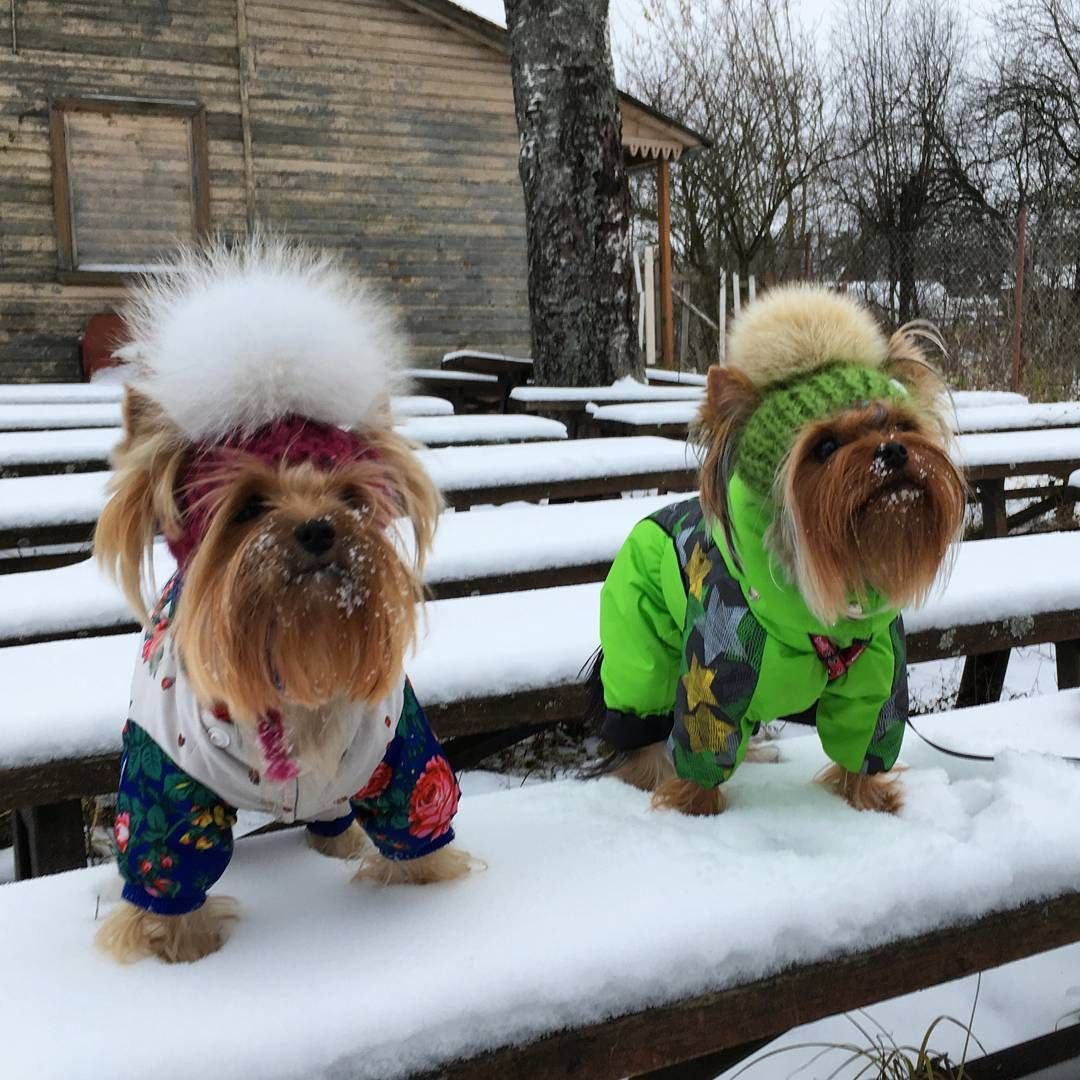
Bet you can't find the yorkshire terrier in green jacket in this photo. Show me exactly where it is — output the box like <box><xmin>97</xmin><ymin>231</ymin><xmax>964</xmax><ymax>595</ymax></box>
<box><xmin>595</xmin><ymin>285</ymin><xmax>965</xmax><ymax>817</ymax></box>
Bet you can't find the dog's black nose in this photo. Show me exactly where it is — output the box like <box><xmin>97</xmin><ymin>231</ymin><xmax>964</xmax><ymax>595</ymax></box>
<box><xmin>875</xmin><ymin>441</ymin><xmax>908</xmax><ymax>470</ymax></box>
<box><xmin>294</xmin><ymin>518</ymin><xmax>336</xmax><ymax>557</ymax></box>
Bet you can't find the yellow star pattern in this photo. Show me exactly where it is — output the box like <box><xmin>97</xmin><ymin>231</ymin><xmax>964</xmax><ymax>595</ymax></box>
<box><xmin>685</xmin><ymin>543</ymin><xmax>711</xmax><ymax>599</ymax></box>
<box><xmin>683</xmin><ymin>705</ymin><xmax>737</xmax><ymax>754</ymax></box>
<box><xmin>682</xmin><ymin>654</ymin><xmax>718</xmax><ymax>712</ymax></box>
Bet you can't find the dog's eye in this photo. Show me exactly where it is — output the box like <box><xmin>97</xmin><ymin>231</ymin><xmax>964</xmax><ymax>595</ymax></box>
<box><xmin>341</xmin><ymin>486</ymin><xmax>366</xmax><ymax>510</ymax></box>
<box><xmin>233</xmin><ymin>495</ymin><xmax>267</xmax><ymax>524</ymax></box>
<box><xmin>814</xmin><ymin>437</ymin><xmax>840</xmax><ymax>463</ymax></box>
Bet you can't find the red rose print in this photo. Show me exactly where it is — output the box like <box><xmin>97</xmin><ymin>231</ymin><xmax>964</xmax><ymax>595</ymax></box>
<box><xmin>355</xmin><ymin>761</ymin><xmax>392</xmax><ymax>801</ymax></box>
<box><xmin>407</xmin><ymin>756</ymin><xmax>458</xmax><ymax>840</ymax></box>
<box><xmin>113</xmin><ymin>812</ymin><xmax>130</xmax><ymax>854</ymax></box>
<box><xmin>160</xmin><ymin>856</ymin><xmax>173</xmax><ymax>870</ymax></box>
<box><xmin>139</xmin><ymin>859</ymin><xmax>152</xmax><ymax>876</ymax></box>
<box><xmin>152</xmin><ymin>877</ymin><xmax>172</xmax><ymax>894</ymax></box>
<box><xmin>161</xmin><ymin>676</ymin><xmax>175</xmax><ymax>691</ymax></box>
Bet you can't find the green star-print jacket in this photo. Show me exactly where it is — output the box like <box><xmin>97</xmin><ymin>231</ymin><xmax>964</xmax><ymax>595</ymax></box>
<box><xmin>598</xmin><ymin>474</ymin><xmax>908</xmax><ymax>788</ymax></box>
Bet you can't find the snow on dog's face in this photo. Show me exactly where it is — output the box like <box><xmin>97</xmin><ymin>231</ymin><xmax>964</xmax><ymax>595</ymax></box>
<box><xmin>774</xmin><ymin>397</ymin><xmax>965</xmax><ymax>623</ymax></box>
<box><xmin>96</xmin><ymin>392</ymin><xmax>439</xmax><ymax>725</ymax></box>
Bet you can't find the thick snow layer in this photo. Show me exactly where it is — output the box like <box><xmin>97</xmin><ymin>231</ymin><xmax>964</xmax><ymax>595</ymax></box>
<box><xmin>4</xmin><ymin>531</ymin><xmax>1080</xmax><ymax>768</ymax></box>
<box><xmin>389</xmin><ymin>395</ymin><xmax>454</xmax><ymax>417</ymax></box>
<box><xmin>588</xmin><ymin>400</ymin><xmax>700</xmax><ymax>426</ymax></box>
<box><xmin>404</xmin><ymin>367</ymin><xmax>498</xmax><ymax>385</ymax></box>
<box><xmin>0</xmin><ymin>471</ymin><xmax>111</xmax><ymax>528</ymax></box>
<box><xmin>420</xmin><ymin>436</ymin><xmax>696</xmax><ymax>492</ymax></box>
<box><xmin>951</xmin><ymin>390</ymin><xmax>1028</xmax><ymax>409</ymax></box>
<box><xmin>0</xmin><ymin>383</ymin><xmax>124</xmax><ymax>405</ymax></box>
<box><xmin>396</xmin><ymin>414</ymin><xmax>566</xmax><ymax>446</ymax></box>
<box><xmin>954</xmin><ymin>427</ymin><xmax>1080</xmax><ymax>469</ymax></box>
<box><xmin>442</xmin><ymin>349</ymin><xmax>532</xmax><ymax>365</ymax></box>
<box><xmin>0</xmin><ymin>402</ymin><xmax>123</xmax><ymax>430</ymax></box>
<box><xmin>2</xmin><ymin>699</ymin><xmax>1080</xmax><ymax>1080</ymax></box>
<box><xmin>511</xmin><ymin>379</ymin><xmax>704</xmax><ymax>404</ymax></box>
<box><xmin>645</xmin><ymin>367</ymin><xmax>707</xmax><ymax>386</ymax></box>
<box><xmin>0</xmin><ymin>428</ymin><xmax>119</xmax><ymax>466</ymax></box>
<box><xmin>955</xmin><ymin>401</ymin><xmax>1080</xmax><ymax>432</ymax></box>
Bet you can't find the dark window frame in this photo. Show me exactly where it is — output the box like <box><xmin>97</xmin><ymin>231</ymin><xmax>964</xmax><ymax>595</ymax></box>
<box><xmin>49</xmin><ymin>96</ymin><xmax>211</xmax><ymax>286</ymax></box>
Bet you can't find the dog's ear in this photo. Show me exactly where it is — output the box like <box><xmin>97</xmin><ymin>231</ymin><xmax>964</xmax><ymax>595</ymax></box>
<box><xmin>697</xmin><ymin>365</ymin><xmax>760</xmax><ymax>524</ymax></box>
<box><xmin>885</xmin><ymin>325</ymin><xmax>952</xmax><ymax>437</ymax></box>
<box><xmin>95</xmin><ymin>388</ymin><xmax>188</xmax><ymax>622</ymax></box>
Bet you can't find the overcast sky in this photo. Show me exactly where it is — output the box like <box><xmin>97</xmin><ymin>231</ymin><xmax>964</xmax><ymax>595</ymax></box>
<box><xmin>455</xmin><ymin>0</ymin><xmax>996</xmax><ymax>81</ymax></box>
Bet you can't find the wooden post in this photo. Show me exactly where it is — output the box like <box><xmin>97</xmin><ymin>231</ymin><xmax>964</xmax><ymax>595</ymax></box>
<box><xmin>732</xmin><ymin>273</ymin><xmax>741</xmax><ymax>316</ymax></box>
<box><xmin>718</xmin><ymin>271</ymin><xmax>727</xmax><ymax>364</ymax></box>
<box><xmin>678</xmin><ymin>282</ymin><xmax>691</xmax><ymax>369</ymax></box>
<box><xmin>13</xmin><ymin>801</ymin><xmax>87</xmax><ymax>879</ymax></box>
<box><xmin>1011</xmin><ymin>205</ymin><xmax>1027</xmax><ymax>392</ymax></box>
<box><xmin>633</xmin><ymin>249</ymin><xmax>644</xmax><ymax>351</ymax></box>
<box><xmin>657</xmin><ymin>157</ymin><xmax>675</xmax><ymax>369</ymax></box>
<box><xmin>643</xmin><ymin>245</ymin><xmax>657</xmax><ymax>370</ymax></box>
<box><xmin>748</xmin><ymin>274</ymin><xmax>756</xmax><ymax>303</ymax></box>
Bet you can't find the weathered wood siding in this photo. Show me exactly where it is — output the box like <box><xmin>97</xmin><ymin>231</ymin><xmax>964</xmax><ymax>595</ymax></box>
<box><xmin>0</xmin><ymin>0</ymin><xmax>530</xmax><ymax>381</ymax></box>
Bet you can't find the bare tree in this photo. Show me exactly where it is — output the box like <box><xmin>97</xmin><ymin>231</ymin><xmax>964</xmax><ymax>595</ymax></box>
<box><xmin>504</xmin><ymin>0</ymin><xmax>637</xmax><ymax>386</ymax></box>
<box><xmin>830</xmin><ymin>0</ymin><xmax>968</xmax><ymax>321</ymax></box>
<box><xmin>625</xmin><ymin>0</ymin><xmax>831</xmax><ymax>285</ymax></box>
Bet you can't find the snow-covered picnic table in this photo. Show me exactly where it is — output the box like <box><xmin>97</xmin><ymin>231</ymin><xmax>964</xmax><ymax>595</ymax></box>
<box><xmin>2</xmin><ymin>694</ymin><xmax>1079</xmax><ymax>1080</ymax></box>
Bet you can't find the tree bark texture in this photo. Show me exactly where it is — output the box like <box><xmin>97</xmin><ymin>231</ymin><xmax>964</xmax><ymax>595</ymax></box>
<box><xmin>504</xmin><ymin>0</ymin><xmax>637</xmax><ymax>385</ymax></box>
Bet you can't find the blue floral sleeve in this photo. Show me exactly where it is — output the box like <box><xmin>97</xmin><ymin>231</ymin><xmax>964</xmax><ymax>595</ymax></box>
<box><xmin>350</xmin><ymin>680</ymin><xmax>460</xmax><ymax>861</ymax></box>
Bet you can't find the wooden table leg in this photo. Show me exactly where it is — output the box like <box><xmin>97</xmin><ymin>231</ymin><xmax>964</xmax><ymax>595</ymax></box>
<box><xmin>1056</xmin><ymin>639</ymin><xmax>1080</xmax><ymax>690</ymax></box>
<box><xmin>12</xmin><ymin>801</ymin><xmax>87</xmax><ymax>879</ymax></box>
<box><xmin>978</xmin><ymin>478</ymin><xmax>1008</xmax><ymax>538</ymax></box>
<box><xmin>956</xmin><ymin>649</ymin><xmax>1011</xmax><ymax>708</ymax></box>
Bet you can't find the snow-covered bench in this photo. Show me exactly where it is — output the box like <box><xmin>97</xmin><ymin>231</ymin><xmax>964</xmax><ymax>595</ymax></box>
<box><xmin>0</xmin><ymin>394</ymin><xmax>456</xmax><ymax>433</ymax></box>
<box><xmin>0</xmin><ymin>415</ymin><xmax>571</xmax><ymax>479</ymax></box>
<box><xmin>587</xmin><ymin>398</ymin><xmax>1080</xmax><ymax>440</ymax></box>
<box><xmin>0</xmin><ymin>438</ymin><xmax>698</xmax><ymax>569</ymax></box>
<box><xmin>4</xmin><ymin>530</ymin><xmax>1080</xmax><ymax>879</ymax></box>
<box><xmin>2</xmin><ymin>694</ymin><xmax>1080</xmax><ymax>1078</ymax></box>
<box><xmin>0</xmin><ymin>492</ymin><xmax>689</xmax><ymax>646</ymax></box>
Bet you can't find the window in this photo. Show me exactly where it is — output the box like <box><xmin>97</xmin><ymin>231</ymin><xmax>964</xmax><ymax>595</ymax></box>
<box><xmin>50</xmin><ymin>97</ymin><xmax>210</xmax><ymax>281</ymax></box>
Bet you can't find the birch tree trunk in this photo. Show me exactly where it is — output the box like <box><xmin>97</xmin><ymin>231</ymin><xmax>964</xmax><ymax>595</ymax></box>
<box><xmin>504</xmin><ymin>0</ymin><xmax>637</xmax><ymax>386</ymax></box>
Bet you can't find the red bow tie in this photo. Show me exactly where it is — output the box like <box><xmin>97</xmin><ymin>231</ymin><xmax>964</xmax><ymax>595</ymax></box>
<box><xmin>809</xmin><ymin>634</ymin><xmax>868</xmax><ymax>681</ymax></box>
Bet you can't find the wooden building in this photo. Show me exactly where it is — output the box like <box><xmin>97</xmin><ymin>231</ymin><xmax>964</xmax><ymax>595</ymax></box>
<box><xmin>0</xmin><ymin>0</ymin><xmax>705</xmax><ymax>381</ymax></box>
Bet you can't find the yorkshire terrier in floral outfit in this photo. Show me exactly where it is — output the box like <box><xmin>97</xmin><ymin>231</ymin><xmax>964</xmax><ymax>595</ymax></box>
<box><xmin>94</xmin><ymin>237</ymin><xmax>471</xmax><ymax>964</ymax></box>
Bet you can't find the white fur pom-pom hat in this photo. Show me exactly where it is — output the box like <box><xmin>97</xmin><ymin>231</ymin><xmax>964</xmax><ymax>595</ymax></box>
<box><xmin>121</xmin><ymin>234</ymin><xmax>410</xmax><ymax>442</ymax></box>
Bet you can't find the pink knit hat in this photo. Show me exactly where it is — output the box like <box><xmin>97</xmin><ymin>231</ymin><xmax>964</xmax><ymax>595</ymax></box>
<box><xmin>168</xmin><ymin>415</ymin><xmax>379</xmax><ymax>568</ymax></box>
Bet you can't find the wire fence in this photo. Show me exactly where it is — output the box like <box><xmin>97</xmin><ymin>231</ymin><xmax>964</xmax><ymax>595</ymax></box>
<box><xmin>662</xmin><ymin>209</ymin><xmax>1080</xmax><ymax>401</ymax></box>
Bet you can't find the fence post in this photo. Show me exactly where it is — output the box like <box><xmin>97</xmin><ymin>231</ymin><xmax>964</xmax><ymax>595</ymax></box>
<box><xmin>718</xmin><ymin>271</ymin><xmax>727</xmax><ymax>364</ymax></box>
<box><xmin>733</xmin><ymin>272</ymin><xmax>741</xmax><ymax>317</ymax></box>
<box><xmin>749</xmin><ymin>274</ymin><xmax>756</xmax><ymax>303</ymax></box>
<box><xmin>1010</xmin><ymin>205</ymin><xmax>1027</xmax><ymax>393</ymax></box>
<box><xmin>643</xmin><ymin>245</ymin><xmax>657</xmax><ymax>371</ymax></box>
<box><xmin>633</xmin><ymin>248</ymin><xmax>644</xmax><ymax>350</ymax></box>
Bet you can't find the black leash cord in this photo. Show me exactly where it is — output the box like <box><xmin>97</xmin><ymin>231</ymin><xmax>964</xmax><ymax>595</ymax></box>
<box><xmin>905</xmin><ymin>716</ymin><xmax>1080</xmax><ymax>765</ymax></box>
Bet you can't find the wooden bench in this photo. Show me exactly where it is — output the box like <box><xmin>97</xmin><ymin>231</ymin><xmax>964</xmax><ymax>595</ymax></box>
<box><xmin>441</xmin><ymin>350</ymin><xmax>534</xmax><ymax>412</ymax></box>
<box><xmin>2</xmin><ymin>690</ymin><xmax>1080</xmax><ymax>1076</ymax></box>
<box><xmin>0</xmin><ymin>415</ymin><xmax>571</xmax><ymax>479</ymax></box>
<box><xmin>4</xmin><ymin>528</ymin><xmax>1080</xmax><ymax>878</ymax></box>
<box><xmin>0</xmin><ymin>437</ymin><xmax>698</xmax><ymax>570</ymax></box>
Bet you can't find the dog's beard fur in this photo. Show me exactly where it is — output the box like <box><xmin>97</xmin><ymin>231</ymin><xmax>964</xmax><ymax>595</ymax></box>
<box><xmin>770</xmin><ymin>401</ymin><xmax>966</xmax><ymax>624</ymax></box>
<box><xmin>175</xmin><ymin>457</ymin><xmax>422</xmax><ymax>726</ymax></box>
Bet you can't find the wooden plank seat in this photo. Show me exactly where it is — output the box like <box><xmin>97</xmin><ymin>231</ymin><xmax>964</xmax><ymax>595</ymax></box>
<box><xmin>0</xmin><ymin>492</ymin><xmax>691</xmax><ymax>647</ymax></box>
<box><xmin>2</xmin><ymin>693</ymin><xmax>1080</xmax><ymax>1077</ymax></box>
<box><xmin>0</xmin><ymin>438</ymin><xmax>698</xmax><ymax>569</ymax></box>
<box><xmin>0</xmin><ymin>383</ymin><xmax>125</xmax><ymax>405</ymax></box>
<box><xmin>588</xmin><ymin>399</ymin><xmax>1080</xmax><ymax>439</ymax></box>
<box><xmin>0</xmin><ymin>415</ymin><xmax>571</xmax><ymax>479</ymax></box>
<box><xmin>5</xmin><ymin>527</ymin><xmax>1080</xmax><ymax>827</ymax></box>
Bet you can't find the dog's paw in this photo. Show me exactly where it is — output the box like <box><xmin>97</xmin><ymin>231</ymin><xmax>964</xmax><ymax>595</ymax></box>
<box><xmin>817</xmin><ymin>762</ymin><xmax>905</xmax><ymax>815</ymax></box>
<box><xmin>743</xmin><ymin>741</ymin><xmax>782</xmax><ymax>764</ymax></box>
<box><xmin>307</xmin><ymin>821</ymin><xmax>372</xmax><ymax>860</ymax></box>
<box><xmin>651</xmin><ymin>777</ymin><xmax>726</xmax><ymax>816</ymax></box>
<box><xmin>96</xmin><ymin>896</ymin><xmax>238</xmax><ymax>964</ymax></box>
<box><xmin>610</xmin><ymin>742</ymin><xmax>675</xmax><ymax>792</ymax></box>
<box><xmin>352</xmin><ymin>844</ymin><xmax>478</xmax><ymax>886</ymax></box>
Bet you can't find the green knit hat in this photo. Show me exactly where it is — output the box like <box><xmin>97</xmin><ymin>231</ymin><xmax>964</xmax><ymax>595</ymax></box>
<box><xmin>735</xmin><ymin>363</ymin><xmax>906</xmax><ymax>499</ymax></box>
